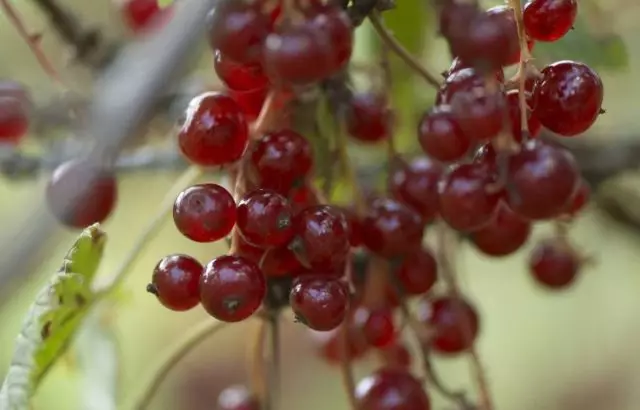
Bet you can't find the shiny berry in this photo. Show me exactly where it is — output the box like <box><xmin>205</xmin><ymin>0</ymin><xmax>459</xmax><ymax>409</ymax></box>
<box><xmin>395</xmin><ymin>247</ymin><xmax>438</xmax><ymax>296</ymax></box>
<box><xmin>178</xmin><ymin>92</ymin><xmax>249</xmax><ymax>166</ymax></box>
<box><xmin>438</xmin><ymin>163</ymin><xmax>502</xmax><ymax>232</ymax></box>
<box><xmin>147</xmin><ymin>254</ymin><xmax>203</xmax><ymax>311</ymax></box>
<box><xmin>207</xmin><ymin>0</ymin><xmax>272</xmax><ymax>63</ymax></box>
<box><xmin>355</xmin><ymin>307</ymin><xmax>396</xmax><ymax>348</ymax></box>
<box><xmin>445</xmin><ymin>57</ymin><xmax>505</xmax><ymax>83</ymax></box>
<box><xmin>524</xmin><ymin>0</ymin><xmax>577</xmax><ymax>42</ymax></box>
<box><xmin>361</xmin><ymin>198</ymin><xmax>425</xmax><ymax>258</ymax></box>
<box><xmin>471</xmin><ymin>204</ymin><xmax>531</xmax><ymax>257</ymax></box>
<box><xmin>340</xmin><ymin>207</ymin><xmax>364</xmax><ymax>247</ymax></box>
<box><xmin>436</xmin><ymin>67</ymin><xmax>485</xmax><ymax>105</ymax></box>
<box><xmin>532</xmin><ymin>61</ymin><xmax>604</xmax><ymax>137</ymax></box>
<box><xmin>305</xmin><ymin>4</ymin><xmax>353</xmax><ymax>72</ymax></box>
<box><xmin>46</xmin><ymin>160</ymin><xmax>118</xmax><ymax>229</ymax></box>
<box><xmin>291</xmin><ymin>205</ymin><xmax>350</xmax><ymax>270</ymax></box>
<box><xmin>173</xmin><ymin>184</ymin><xmax>236</xmax><ymax>242</ymax></box>
<box><xmin>213</xmin><ymin>50</ymin><xmax>269</xmax><ymax>91</ymax></box>
<box><xmin>355</xmin><ymin>368</ymin><xmax>431</xmax><ymax>410</ymax></box>
<box><xmin>506</xmin><ymin>90</ymin><xmax>541</xmax><ymax>141</ymax></box>
<box><xmin>249</xmin><ymin>129</ymin><xmax>313</xmax><ymax>195</ymax></box>
<box><xmin>562</xmin><ymin>179</ymin><xmax>590</xmax><ymax>216</ymax></box>
<box><xmin>418</xmin><ymin>296</ymin><xmax>480</xmax><ymax>355</ymax></box>
<box><xmin>290</xmin><ymin>276</ymin><xmax>349</xmax><ymax>331</ymax></box>
<box><xmin>451</xmin><ymin>87</ymin><xmax>505</xmax><ymax>141</ymax></box>
<box><xmin>389</xmin><ymin>157</ymin><xmax>443</xmax><ymax>222</ymax></box>
<box><xmin>506</xmin><ymin>140</ymin><xmax>580</xmax><ymax>220</ymax></box>
<box><xmin>200</xmin><ymin>255</ymin><xmax>266</xmax><ymax>322</ymax></box>
<box><xmin>217</xmin><ymin>385</ymin><xmax>260</xmax><ymax>410</ymax></box>
<box><xmin>228</xmin><ymin>87</ymin><xmax>269</xmax><ymax>122</ymax></box>
<box><xmin>0</xmin><ymin>82</ymin><xmax>30</xmax><ymax>143</ymax></box>
<box><xmin>529</xmin><ymin>238</ymin><xmax>581</xmax><ymax>289</ymax></box>
<box><xmin>236</xmin><ymin>189</ymin><xmax>294</xmax><ymax>248</ymax></box>
<box><xmin>260</xmin><ymin>245</ymin><xmax>303</xmax><ymax>277</ymax></box>
<box><xmin>417</xmin><ymin>105</ymin><xmax>472</xmax><ymax>162</ymax></box>
<box><xmin>346</xmin><ymin>93</ymin><xmax>393</xmax><ymax>143</ymax></box>
<box><xmin>379</xmin><ymin>342</ymin><xmax>413</xmax><ymax>369</ymax></box>
<box><xmin>121</xmin><ymin>0</ymin><xmax>171</xmax><ymax>32</ymax></box>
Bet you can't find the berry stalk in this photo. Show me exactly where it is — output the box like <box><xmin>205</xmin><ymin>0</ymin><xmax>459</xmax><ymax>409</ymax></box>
<box><xmin>509</xmin><ymin>0</ymin><xmax>533</xmax><ymax>136</ymax></box>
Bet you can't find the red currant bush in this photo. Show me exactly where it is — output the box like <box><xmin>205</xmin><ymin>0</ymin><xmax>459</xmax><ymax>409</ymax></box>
<box><xmin>523</xmin><ymin>0</ymin><xmax>578</xmax><ymax>42</ymax></box>
<box><xmin>148</xmin><ymin>254</ymin><xmax>203</xmax><ymax>311</ymax></box>
<box><xmin>529</xmin><ymin>238</ymin><xmax>582</xmax><ymax>289</ymax></box>
<box><xmin>200</xmin><ymin>255</ymin><xmax>266</xmax><ymax>322</ymax></box>
<box><xmin>355</xmin><ymin>367</ymin><xmax>431</xmax><ymax>410</ymax></box>
<box><xmin>290</xmin><ymin>276</ymin><xmax>349</xmax><ymax>331</ymax></box>
<box><xmin>418</xmin><ymin>296</ymin><xmax>480</xmax><ymax>355</ymax></box>
<box><xmin>173</xmin><ymin>184</ymin><xmax>237</xmax><ymax>243</ymax></box>
<box><xmin>236</xmin><ymin>189</ymin><xmax>294</xmax><ymax>248</ymax></box>
<box><xmin>178</xmin><ymin>92</ymin><xmax>249</xmax><ymax>166</ymax></box>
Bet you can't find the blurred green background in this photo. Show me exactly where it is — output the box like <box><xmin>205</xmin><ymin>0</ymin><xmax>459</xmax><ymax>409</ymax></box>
<box><xmin>2</xmin><ymin>0</ymin><xmax>640</xmax><ymax>409</ymax></box>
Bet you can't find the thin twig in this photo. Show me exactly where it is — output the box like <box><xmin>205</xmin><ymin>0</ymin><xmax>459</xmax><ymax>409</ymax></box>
<box><xmin>509</xmin><ymin>0</ymin><xmax>532</xmax><ymax>136</ymax></box>
<box><xmin>130</xmin><ymin>320</ymin><xmax>228</xmax><ymax>410</ymax></box>
<box><xmin>0</xmin><ymin>0</ymin><xmax>65</xmax><ymax>85</ymax></box>
<box><xmin>368</xmin><ymin>12</ymin><xmax>441</xmax><ymax>89</ymax></box>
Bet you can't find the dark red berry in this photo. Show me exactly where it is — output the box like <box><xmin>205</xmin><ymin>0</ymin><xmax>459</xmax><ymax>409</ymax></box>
<box><xmin>291</xmin><ymin>205</ymin><xmax>350</xmax><ymax>270</ymax></box>
<box><xmin>529</xmin><ymin>238</ymin><xmax>581</xmax><ymax>289</ymax></box>
<box><xmin>217</xmin><ymin>385</ymin><xmax>260</xmax><ymax>410</ymax></box>
<box><xmin>0</xmin><ymin>82</ymin><xmax>30</xmax><ymax>143</ymax></box>
<box><xmin>438</xmin><ymin>0</ymin><xmax>480</xmax><ymax>40</ymax></box>
<box><xmin>249</xmin><ymin>129</ymin><xmax>313</xmax><ymax>195</ymax></box>
<box><xmin>236</xmin><ymin>189</ymin><xmax>294</xmax><ymax>248</ymax></box>
<box><xmin>485</xmin><ymin>5</ymin><xmax>533</xmax><ymax>66</ymax></box>
<box><xmin>361</xmin><ymin>198</ymin><xmax>425</xmax><ymax>258</ymax></box>
<box><xmin>213</xmin><ymin>50</ymin><xmax>269</xmax><ymax>91</ymax></box>
<box><xmin>148</xmin><ymin>254</ymin><xmax>203</xmax><ymax>311</ymax></box>
<box><xmin>438</xmin><ymin>163</ymin><xmax>502</xmax><ymax>232</ymax></box>
<box><xmin>178</xmin><ymin>92</ymin><xmax>249</xmax><ymax>166</ymax></box>
<box><xmin>200</xmin><ymin>255</ymin><xmax>266</xmax><ymax>322</ymax></box>
<box><xmin>290</xmin><ymin>276</ymin><xmax>349</xmax><ymax>331</ymax></box>
<box><xmin>451</xmin><ymin>87</ymin><xmax>505</xmax><ymax>141</ymax></box>
<box><xmin>121</xmin><ymin>0</ymin><xmax>171</xmax><ymax>32</ymax></box>
<box><xmin>341</xmin><ymin>207</ymin><xmax>364</xmax><ymax>247</ymax></box>
<box><xmin>355</xmin><ymin>368</ymin><xmax>431</xmax><ymax>410</ymax></box>
<box><xmin>395</xmin><ymin>247</ymin><xmax>438</xmax><ymax>296</ymax></box>
<box><xmin>445</xmin><ymin>57</ymin><xmax>505</xmax><ymax>83</ymax></box>
<box><xmin>532</xmin><ymin>61</ymin><xmax>604</xmax><ymax>136</ymax></box>
<box><xmin>417</xmin><ymin>105</ymin><xmax>472</xmax><ymax>162</ymax></box>
<box><xmin>228</xmin><ymin>87</ymin><xmax>269</xmax><ymax>122</ymax></box>
<box><xmin>356</xmin><ymin>307</ymin><xmax>396</xmax><ymax>348</ymax></box>
<box><xmin>305</xmin><ymin>4</ymin><xmax>353</xmax><ymax>73</ymax></box>
<box><xmin>379</xmin><ymin>342</ymin><xmax>413</xmax><ymax>369</ymax></box>
<box><xmin>524</xmin><ymin>0</ymin><xmax>577</xmax><ymax>42</ymax></box>
<box><xmin>346</xmin><ymin>93</ymin><xmax>393</xmax><ymax>143</ymax></box>
<box><xmin>436</xmin><ymin>67</ymin><xmax>485</xmax><ymax>105</ymax></box>
<box><xmin>418</xmin><ymin>296</ymin><xmax>480</xmax><ymax>355</ymax></box>
<box><xmin>260</xmin><ymin>245</ymin><xmax>303</xmax><ymax>277</ymax></box>
<box><xmin>389</xmin><ymin>157</ymin><xmax>443</xmax><ymax>222</ymax></box>
<box><xmin>471</xmin><ymin>203</ymin><xmax>531</xmax><ymax>257</ymax></box>
<box><xmin>562</xmin><ymin>179</ymin><xmax>590</xmax><ymax>216</ymax></box>
<box><xmin>207</xmin><ymin>0</ymin><xmax>272</xmax><ymax>63</ymax></box>
<box><xmin>506</xmin><ymin>90</ymin><xmax>541</xmax><ymax>141</ymax></box>
<box><xmin>506</xmin><ymin>140</ymin><xmax>580</xmax><ymax>220</ymax></box>
<box><xmin>46</xmin><ymin>160</ymin><xmax>117</xmax><ymax>229</ymax></box>
<box><xmin>173</xmin><ymin>183</ymin><xmax>236</xmax><ymax>242</ymax></box>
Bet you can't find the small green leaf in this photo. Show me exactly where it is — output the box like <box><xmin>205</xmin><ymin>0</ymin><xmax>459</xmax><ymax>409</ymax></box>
<box><xmin>0</xmin><ymin>224</ymin><xmax>106</xmax><ymax>410</ymax></box>
<box><xmin>157</xmin><ymin>0</ymin><xmax>174</xmax><ymax>9</ymax></box>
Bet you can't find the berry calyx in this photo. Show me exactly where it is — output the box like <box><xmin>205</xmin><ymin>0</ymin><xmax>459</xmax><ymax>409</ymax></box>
<box><xmin>360</xmin><ymin>198</ymin><xmax>425</xmax><ymax>258</ymax></box>
<box><xmin>213</xmin><ymin>50</ymin><xmax>269</xmax><ymax>91</ymax></box>
<box><xmin>529</xmin><ymin>238</ymin><xmax>581</xmax><ymax>289</ymax></box>
<box><xmin>355</xmin><ymin>368</ymin><xmax>431</xmax><ymax>410</ymax></box>
<box><xmin>471</xmin><ymin>203</ymin><xmax>531</xmax><ymax>257</ymax></box>
<box><xmin>523</xmin><ymin>0</ymin><xmax>578</xmax><ymax>42</ymax></box>
<box><xmin>532</xmin><ymin>60</ymin><xmax>604</xmax><ymax>137</ymax></box>
<box><xmin>46</xmin><ymin>160</ymin><xmax>118</xmax><ymax>229</ymax></box>
<box><xmin>178</xmin><ymin>92</ymin><xmax>249</xmax><ymax>166</ymax></box>
<box><xmin>394</xmin><ymin>247</ymin><xmax>438</xmax><ymax>296</ymax></box>
<box><xmin>346</xmin><ymin>93</ymin><xmax>393</xmax><ymax>143</ymax></box>
<box><xmin>417</xmin><ymin>105</ymin><xmax>472</xmax><ymax>162</ymax></box>
<box><xmin>418</xmin><ymin>296</ymin><xmax>480</xmax><ymax>355</ymax></box>
<box><xmin>290</xmin><ymin>276</ymin><xmax>349</xmax><ymax>331</ymax></box>
<box><xmin>200</xmin><ymin>255</ymin><xmax>266</xmax><ymax>322</ymax></box>
<box><xmin>173</xmin><ymin>183</ymin><xmax>237</xmax><ymax>243</ymax></box>
<box><xmin>389</xmin><ymin>157</ymin><xmax>443</xmax><ymax>222</ymax></box>
<box><xmin>236</xmin><ymin>189</ymin><xmax>294</xmax><ymax>248</ymax></box>
<box><xmin>148</xmin><ymin>254</ymin><xmax>203</xmax><ymax>311</ymax></box>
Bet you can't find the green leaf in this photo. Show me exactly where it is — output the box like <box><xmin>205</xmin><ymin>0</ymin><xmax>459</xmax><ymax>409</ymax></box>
<box><xmin>0</xmin><ymin>224</ymin><xmax>106</xmax><ymax>410</ymax></box>
<box><xmin>157</xmin><ymin>0</ymin><xmax>174</xmax><ymax>9</ymax></box>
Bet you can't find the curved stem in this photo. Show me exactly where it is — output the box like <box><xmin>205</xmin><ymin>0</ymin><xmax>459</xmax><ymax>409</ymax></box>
<box><xmin>131</xmin><ymin>320</ymin><xmax>228</xmax><ymax>410</ymax></box>
<box><xmin>368</xmin><ymin>12</ymin><xmax>441</xmax><ymax>90</ymax></box>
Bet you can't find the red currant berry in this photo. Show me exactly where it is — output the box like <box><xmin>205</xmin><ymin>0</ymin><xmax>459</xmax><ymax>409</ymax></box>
<box><xmin>451</xmin><ymin>87</ymin><xmax>505</xmax><ymax>141</ymax></box>
<box><xmin>438</xmin><ymin>163</ymin><xmax>502</xmax><ymax>232</ymax></box>
<box><xmin>0</xmin><ymin>82</ymin><xmax>30</xmax><ymax>143</ymax></box>
<box><xmin>471</xmin><ymin>203</ymin><xmax>531</xmax><ymax>257</ymax></box>
<box><xmin>389</xmin><ymin>157</ymin><xmax>443</xmax><ymax>222</ymax></box>
<box><xmin>417</xmin><ymin>105</ymin><xmax>472</xmax><ymax>162</ymax></box>
<box><xmin>290</xmin><ymin>183</ymin><xmax>320</xmax><ymax>215</ymax></box>
<box><xmin>355</xmin><ymin>368</ymin><xmax>431</xmax><ymax>410</ymax></box>
<box><xmin>346</xmin><ymin>93</ymin><xmax>393</xmax><ymax>143</ymax></box>
<box><xmin>228</xmin><ymin>87</ymin><xmax>269</xmax><ymax>122</ymax></box>
<box><xmin>120</xmin><ymin>0</ymin><xmax>171</xmax><ymax>33</ymax></box>
<box><xmin>304</xmin><ymin>4</ymin><xmax>353</xmax><ymax>73</ymax></box>
<box><xmin>506</xmin><ymin>90</ymin><xmax>541</xmax><ymax>141</ymax></box>
<box><xmin>356</xmin><ymin>307</ymin><xmax>396</xmax><ymax>348</ymax></box>
<box><xmin>290</xmin><ymin>276</ymin><xmax>349</xmax><ymax>331</ymax></box>
<box><xmin>562</xmin><ymin>179</ymin><xmax>590</xmax><ymax>216</ymax></box>
<box><xmin>485</xmin><ymin>5</ymin><xmax>534</xmax><ymax>66</ymax></box>
<box><xmin>173</xmin><ymin>183</ymin><xmax>236</xmax><ymax>243</ymax></box>
<box><xmin>340</xmin><ymin>207</ymin><xmax>364</xmax><ymax>247</ymax></box>
<box><xmin>380</xmin><ymin>342</ymin><xmax>413</xmax><ymax>369</ymax></box>
<box><xmin>445</xmin><ymin>57</ymin><xmax>505</xmax><ymax>83</ymax></box>
<box><xmin>523</xmin><ymin>0</ymin><xmax>577</xmax><ymax>42</ymax></box>
<box><xmin>46</xmin><ymin>160</ymin><xmax>117</xmax><ymax>229</ymax></box>
<box><xmin>308</xmin><ymin>323</ymin><xmax>369</xmax><ymax>364</ymax></box>
<box><xmin>148</xmin><ymin>254</ymin><xmax>203</xmax><ymax>311</ymax></box>
<box><xmin>532</xmin><ymin>61</ymin><xmax>604</xmax><ymax>136</ymax></box>
<box><xmin>236</xmin><ymin>189</ymin><xmax>294</xmax><ymax>248</ymax></box>
<box><xmin>395</xmin><ymin>247</ymin><xmax>438</xmax><ymax>296</ymax></box>
<box><xmin>438</xmin><ymin>0</ymin><xmax>480</xmax><ymax>39</ymax></box>
<box><xmin>361</xmin><ymin>198</ymin><xmax>425</xmax><ymax>258</ymax></box>
<box><xmin>249</xmin><ymin>129</ymin><xmax>313</xmax><ymax>195</ymax></box>
<box><xmin>217</xmin><ymin>385</ymin><xmax>260</xmax><ymax>410</ymax></box>
<box><xmin>207</xmin><ymin>0</ymin><xmax>272</xmax><ymax>63</ymax></box>
<box><xmin>260</xmin><ymin>245</ymin><xmax>303</xmax><ymax>277</ymax></box>
<box><xmin>200</xmin><ymin>255</ymin><xmax>266</xmax><ymax>322</ymax></box>
<box><xmin>436</xmin><ymin>67</ymin><xmax>485</xmax><ymax>105</ymax></box>
<box><xmin>506</xmin><ymin>140</ymin><xmax>580</xmax><ymax>220</ymax></box>
<box><xmin>213</xmin><ymin>50</ymin><xmax>269</xmax><ymax>91</ymax></box>
<box><xmin>418</xmin><ymin>296</ymin><xmax>480</xmax><ymax>355</ymax></box>
<box><xmin>291</xmin><ymin>205</ymin><xmax>350</xmax><ymax>270</ymax></box>
<box><xmin>529</xmin><ymin>238</ymin><xmax>581</xmax><ymax>289</ymax></box>
<box><xmin>178</xmin><ymin>92</ymin><xmax>249</xmax><ymax>166</ymax></box>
